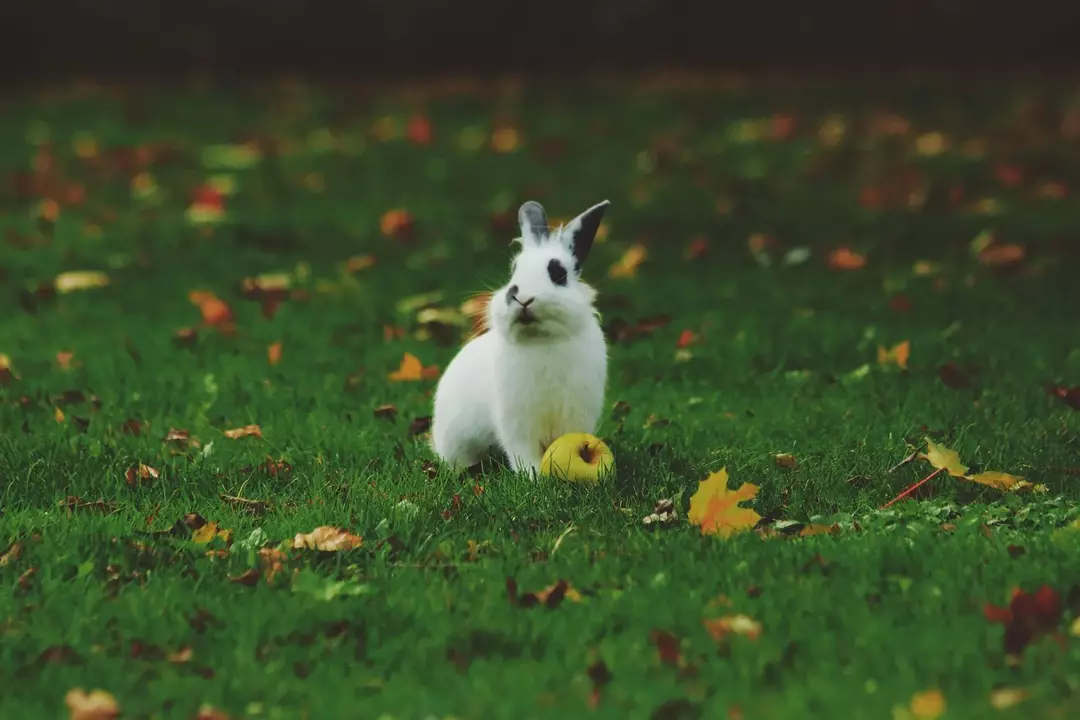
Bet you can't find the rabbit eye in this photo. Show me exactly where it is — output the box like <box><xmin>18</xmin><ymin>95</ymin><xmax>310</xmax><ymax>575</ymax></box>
<box><xmin>547</xmin><ymin>259</ymin><xmax>568</xmax><ymax>286</ymax></box>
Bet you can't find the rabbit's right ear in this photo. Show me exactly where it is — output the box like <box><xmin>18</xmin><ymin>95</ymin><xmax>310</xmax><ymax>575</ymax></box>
<box><xmin>518</xmin><ymin>201</ymin><xmax>549</xmax><ymax>244</ymax></box>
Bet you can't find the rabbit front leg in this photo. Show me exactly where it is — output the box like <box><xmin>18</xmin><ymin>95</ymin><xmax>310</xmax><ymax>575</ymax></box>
<box><xmin>500</xmin><ymin>437</ymin><xmax>544</xmax><ymax>477</ymax></box>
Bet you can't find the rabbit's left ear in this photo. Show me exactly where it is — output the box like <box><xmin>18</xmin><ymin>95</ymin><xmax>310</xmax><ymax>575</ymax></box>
<box><xmin>518</xmin><ymin>201</ymin><xmax>550</xmax><ymax>244</ymax></box>
<box><xmin>560</xmin><ymin>200</ymin><xmax>609</xmax><ymax>273</ymax></box>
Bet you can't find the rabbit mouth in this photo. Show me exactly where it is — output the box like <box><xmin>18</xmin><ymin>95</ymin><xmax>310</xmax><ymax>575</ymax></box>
<box><xmin>515</xmin><ymin>308</ymin><xmax>538</xmax><ymax>326</ymax></box>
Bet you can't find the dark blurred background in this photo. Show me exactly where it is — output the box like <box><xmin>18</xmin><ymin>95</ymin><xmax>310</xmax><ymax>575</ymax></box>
<box><xmin>4</xmin><ymin>0</ymin><xmax>1080</xmax><ymax>85</ymax></box>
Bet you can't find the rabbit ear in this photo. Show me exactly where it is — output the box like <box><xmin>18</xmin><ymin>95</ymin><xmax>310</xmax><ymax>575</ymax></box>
<box><xmin>560</xmin><ymin>200</ymin><xmax>609</xmax><ymax>273</ymax></box>
<box><xmin>518</xmin><ymin>201</ymin><xmax>549</xmax><ymax>244</ymax></box>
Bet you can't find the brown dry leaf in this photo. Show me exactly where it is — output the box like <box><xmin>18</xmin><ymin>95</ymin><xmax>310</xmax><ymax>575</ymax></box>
<box><xmin>64</xmin><ymin>688</ymin><xmax>120</xmax><ymax>720</ymax></box>
<box><xmin>223</xmin><ymin>424</ymin><xmax>262</xmax><ymax>439</ymax></box>
<box><xmin>877</xmin><ymin>340</ymin><xmax>910</xmax><ymax>370</ymax></box>
<box><xmin>919</xmin><ymin>437</ymin><xmax>969</xmax><ymax>477</ymax></box>
<box><xmin>195</xmin><ymin>705</ymin><xmax>232</xmax><ymax>720</ymax></box>
<box><xmin>167</xmin><ymin>646</ymin><xmax>193</xmax><ymax>664</ymax></box>
<box><xmin>56</xmin><ymin>351</ymin><xmax>77</xmax><ymax>370</ymax></box>
<box><xmin>892</xmin><ymin>688</ymin><xmax>945</xmax><ymax>720</ymax></box>
<box><xmin>55</xmin><ymin>270</ymin><xmax>110</xmax><ymax>294</ymax></box>
<box><xmin>188</xmin><ymin>290</ymin><xmax>234</xmax><ymax>328</ymax></box>
<box><xmin>292</xmin><ymin>526</ymin><xmax>364</xmax><ymax>552</ymax></box>
<box><xmin>702</xmin><ymin>614</ymin><xmax>762</xmax><ymax>643</ymax></box>
<box><xmin>978</xmin><ymin>243</ymin><xmax>1025</xmax><ymax>267</ymax></box>
<box><xmin>687</xmin><ymin>468</ymin><xmax>762</xmax><ymax>538</ymax></box>
<box><xmin>774</xmin><ymin>453</ymin><xmax>798</xmax><ymax>469</ymax></box>
<box><xmin>344</xmin><ymin>254</ymin><xmax>376</xmax><ymax>273</ymax></box>
<box><xmin>799</xmin><ymin>523</ymin><xmax>841</xmax><ymax>537</ymax></box>
<box><xmin>827</xmin><ymin>247</ymin><xmax>866</xmax><ymax>271</ymax></box>
<box><xmin>1</xmin><ymin>542</ymin><xmax>22</xmax><ymax>566</ymax></box>
<box><xmin>608</xmin><ymin>244</ymin><xmax>648</xmax><ymax>279</ymax></box>
<box><xmin>259</xmin><ymin>547</ymin><xmax>288</xmax><ymax>583</ymax></box>
<box><xmin>388</xmin><ymin>352</ymin><xmax>440</xmax><ymax>381</ymax></box>
<box><xmin>124</xmin><ymin>463</ymin><xmax>159</xmax><ymax>487</ymax></box>
<box><xmin>267</xmin><ymin>341</ymin><xmax>282</xmax><ymax>366</ymax></box>
<box><xmin>989</xmin><ymin>687</ymin><xmax>1029</xmax><ymax>710</ymax></box>
<box><xmin>380</xmin><ymin>209</ymin><xmax>414</xmax><ymax>239</ymax></box>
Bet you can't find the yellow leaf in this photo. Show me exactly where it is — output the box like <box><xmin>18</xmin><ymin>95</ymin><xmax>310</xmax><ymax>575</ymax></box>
<box><xmin>989</xmin><ymin>687</ymin><xmax>1029</xmax><ymax>710</ymax></box>
<box><xmin>916</xmin><ymin>132</ymin><xmax>948</xmax><ymax>156</ymax></box>
<box><xmin>388</xmin><ymin>352</ymin><xmax>439</xmax><ymax>381</ymax></box>
<box><xmin>1070</xmin><ymin>615</ymin><xmax>1080</xmax><ymax>637</ymax></box>
<box><xmin>292</xmin><ymin>526</ymin><xmax>364</xmax><ymax>552</ymax></box>
<box><xmin>192</xmin><ymin>522</ymin><xmax>233</xmax><ymax>546</ymax></box>
<box><xmin>55</xmin><ymin>270</ymin><xmax>110</xmax><ymax>294</ymax></box>
<box><xmin>893</xmin><ymin>689</ymin><xmax>945</xmax><ymax>720</ymax></box>
<box><xmin>608</xmin><ymin>244</ymin><xmax>648</xmax><ymax>279</ymax></box>
<box><xmin>687</xmin><ymin>468</ymin><xmax>762</xmax><ymax>538</ymax></box>
<box><xmin>877</xmin><ymin>340</ymin><xmax>910</xmax><ymax>369</ymax></box>
<box><xmin>702</xmin><ymin>614</ymin><xmax>762</xmax><ymax>642</ymax></box>
<box><xmin>920</xmin><ymin>437</ymin><xmax>969</xmax><ymax>477</ymax></box>
<box><xmin>968</xmin><ymin>471</ymin><xmax>1028</xmax><ymax>492</ymax></box>
<box><xmin>65</xmin><ymin>688</ymin><xmax>120</xmax><ymax>720</ymax></box>
<box><xmin>268</xmin><ymin>341</ymin><xmax>282</xmax><ymax>366</ymax></box>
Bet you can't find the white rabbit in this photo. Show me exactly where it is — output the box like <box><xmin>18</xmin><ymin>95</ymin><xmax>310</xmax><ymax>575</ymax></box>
<box><xmin>431</xmin><ymin>199</ymin><xmax>610</xmax><ymax>475</ymax></box>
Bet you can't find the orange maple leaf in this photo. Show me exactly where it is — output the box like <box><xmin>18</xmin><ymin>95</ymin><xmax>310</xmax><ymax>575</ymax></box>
<box><xmin>188</xmin><ymin>290</ymin><xmax>234</xmax><ymax>329</ymax></box>
<box><xmin>388</xmin><ymin>352</ymin><xmax>440</xmax><ymax>381</ymax></box>
<box><xmin>687</xmin><ymin>468</ymin><xmax>762</xmax><ymax>538</ymax></box>
<box><xmin>877</xmin><ymin>340</ymin><xmax>910</xmax><ymax>369</ymax></box>
<box><xmin>827</xmin><ymin>247</ymin><xmax>866</xmax><ymax>271</ymax></box>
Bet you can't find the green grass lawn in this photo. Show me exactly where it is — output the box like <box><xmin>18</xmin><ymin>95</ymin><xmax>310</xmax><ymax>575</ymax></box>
<box><xmin>2</xmin><ymin>74</ymin><xmax>1080</xmax><ymax>719</ymax></box>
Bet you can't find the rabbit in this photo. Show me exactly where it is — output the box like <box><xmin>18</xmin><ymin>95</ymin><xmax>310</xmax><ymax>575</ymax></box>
<box><xmin>431</xmin><ymin>199</ymin><xmax>610</xmax><ymax>475</ymax></box>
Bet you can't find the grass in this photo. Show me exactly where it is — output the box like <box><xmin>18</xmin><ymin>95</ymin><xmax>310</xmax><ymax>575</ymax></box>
<box><xmin>2</xmin><ymin>74</ymin><xmax>1080</xmax><ymax>719</ymax></box>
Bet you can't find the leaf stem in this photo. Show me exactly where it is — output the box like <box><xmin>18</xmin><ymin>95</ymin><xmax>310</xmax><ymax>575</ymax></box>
<box><xmin>880</xmin><ymin>468</ymin><xmax>945</xmax><ymax>509</ymax></box>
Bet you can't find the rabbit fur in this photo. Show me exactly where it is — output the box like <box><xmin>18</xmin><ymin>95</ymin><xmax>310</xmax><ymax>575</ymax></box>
<box><xmin>431</xmin><ymin>199</ymin><xmax>610</xmax><ymax>475</ymax></box>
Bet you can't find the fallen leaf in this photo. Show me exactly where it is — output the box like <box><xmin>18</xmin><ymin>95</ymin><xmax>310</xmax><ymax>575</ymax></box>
<box><xmin>56</xmin><ymin>351</ymin><xmax>76</xmax><ymax>370</ymax></box>
<box><xmin>195</xmin><ymin>704</ymin><xmax>232</xmax><ymax>720</ymax></box>
<box><xmin>1046</xmin><ymin>384</ymin><xmax>1080</xmax><ymax>410</ymax></box>
<box><xmin>388</xmin><ymin>352</ymin><xmax>439</xmax><ymax>381</ymax></box>
<box><xmin>989</xmin><ymin>687</ymin><xmax>1029</xmax><ymax>710</ymax></box>
<box><xmin>406</xmin><ymin>115</ymin><xmax>433</xmax><ymax>145</ymax></box>
<box><xmin>124</xmin><ymin>463</ymin><xmax>159</xmax><ymax>487</ymax></box>
<box><xmin>702</xmin><ymin>614</ymin><xmax>762</xmax><ymax>643</ymax></box>
<box><xmin>373</xmin><ymin>404</ymin><xmax>398</xmax><ymax>421</ymax></box>
<box><xmin>292</xmin><ymin>526</ymin><xmax>363</xmax><ymax>552</ymax></box>
<box><xmin>649</xmin><ymin>629</ymin><xmax>684</xmax><ymax>666</ymax></box>
<box><xmin>258</xmin><ymin>547</ymin><xmax>288</xmax><ymax>583</ymax></box>
<box><xmin>491</xmin><ymin>126</ymin><xmax>521</xmax><ymax>153</ymax></box>
<box><xmin>267</xmin><ymin>342</ymin><xmax>282</xmax><ymax>366</ymax></box>
<box><xmin>892</xmin><ymin>688</ymin><xmax>945</xmax><ymax>720</ymax></box>
<box><xmin>608</xmin><ymin>244</ymin><xmax>648</xmax><ymax>279</ymax></box>
<box><xmin>223</xmin><ymin>424</ymin><xmax>261</xmax><ymax>440</ymax></box>
<box><xmin>344</xmin><ymin>254</ymin><xmax>376</xmax><ymax>273</ymax></box>
<box><xmin>978</xmin><ymin>243</ymin><xmax>1025</xmax><ymax>267</ymax></box>
<box><xmin>687</xmin><ymin>468</ymin><xmax>762</xmax><ymax>538</ymax></box>
<box><xmin>55</xmin><ymin>270</ymin><xmax>110</xmax><ymax>294</ymax></box>
<box><xmin>0</xmin><ymin>353</ymin><xmax>18</xmax><ymax>384</ymax></box>
<box><xmin>65</xmin><ymin>688</ymin><xmax>119</xmax><ymax>720</ymax></box>
<box><xmin>220</xmin><ymin>494</ymin><xmax>269</xmax><ymax>515</ymax></box>
<box><xmin>919</xmin><ymin>437</ymin><xmax>969</xmax><ymax>477</ymax></box>
<box><xmin>827</xmin><ymin>247</ymin><xmax>866</xmax><ymax>271</ymax></box>
<box><xmin>968</xmin><ymin>471</ymin><xmax>1031</xmax><ymax>492</ymax></box>
<box><xmin>380</xmin><ymin>208</ymin><xmax>414</xmax><ymax>239</ymax></box>
<box><xmin>774</xmin><ymin>453</ymin><xmax>798</xmax><ymax>469</ymax></box>
<box><xmin>186</xmin><ymin>184</ymin><xmax>226</xmax><ymax>224</ymax></box>
<box><xmin>506</xmin><ymin>578</ymin><xmax>581</xmax><ymax>609</ymax></box>
<box><xmin>0</xmin><ymin>542</ymin><xmax>22</xmax><ymax>566</ymax></box>
<box><xmin>188</xmin><ymin>290</ymin><xmax>234</xmax><ymax>328</ymax></box>
<box><xmin>877</xmin><ymin>340</ymin><xmax>910</xmax><ymax>369</ymax></box>
<box><xmin>984</xmin><ymin>584</ymin><xmax>1063</xmax><ymax>656</ymax></box>
<box><xmin>916</xmin><ymin>132</ymin><xmax>948</xmax><ymax>156</ymax></box>
<box><xmin>676</xmin><ymin>330</ymin><xmax>698</xmax><ymax>349</ymax></box>
<box><xmin>192</xmin><ymin>522</ymin><xmax>233</xmax><ymax>546</ymax></box>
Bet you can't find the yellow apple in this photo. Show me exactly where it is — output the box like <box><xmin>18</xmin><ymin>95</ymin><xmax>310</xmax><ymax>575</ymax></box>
<box><xmin>540</xmin><ymin>433</ymin><xmax>615</xmax><ymax>483</ymax></box>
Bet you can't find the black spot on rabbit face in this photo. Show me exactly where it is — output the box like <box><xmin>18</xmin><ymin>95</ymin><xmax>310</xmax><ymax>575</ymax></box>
<box><xmin>547</xmin><ymin>259</ymin><xmax>568</xmax><ymax>286</ymax></box>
